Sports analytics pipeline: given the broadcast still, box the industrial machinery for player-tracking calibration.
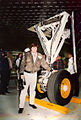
[28,11,79,106]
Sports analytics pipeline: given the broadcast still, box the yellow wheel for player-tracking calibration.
[47,70,73,106]
[60,78,71,99]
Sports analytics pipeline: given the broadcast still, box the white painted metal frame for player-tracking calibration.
[71,11,77,73]
[35,11,70,64]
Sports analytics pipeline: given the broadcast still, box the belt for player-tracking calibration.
[24,70,37,73]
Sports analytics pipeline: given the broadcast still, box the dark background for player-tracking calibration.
[0,0,80,51]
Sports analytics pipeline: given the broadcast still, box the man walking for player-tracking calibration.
[18,43,51,113]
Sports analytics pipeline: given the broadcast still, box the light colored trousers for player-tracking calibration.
[17,70,20,79]
[19,71,37,108]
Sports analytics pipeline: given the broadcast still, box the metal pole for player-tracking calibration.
[71,11,77,73]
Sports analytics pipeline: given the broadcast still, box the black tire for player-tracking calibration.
[47,70,73,106]
[35,83,47,99]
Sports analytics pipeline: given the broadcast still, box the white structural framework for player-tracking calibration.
[34,11,70,64]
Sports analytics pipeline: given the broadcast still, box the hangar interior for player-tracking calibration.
[0,0,81,120]
[0,0,80,50]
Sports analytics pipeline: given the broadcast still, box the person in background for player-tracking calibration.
[6,51,12,93]
[52,55,64,70]
[67,53,79,96]
[0,51,9,94]
[67,53,75,74]
[0,51,6,95]
[15,53,23,90]
[18,43,51,114]
[16,53,23,79]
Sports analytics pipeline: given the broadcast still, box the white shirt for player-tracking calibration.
[16,58,21,67]
[67,57,75,74]
[32,53,37,64]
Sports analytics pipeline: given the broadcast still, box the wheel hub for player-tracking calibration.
[63,85,68,92]
[60,78,71,99]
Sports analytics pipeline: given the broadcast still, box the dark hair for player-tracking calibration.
[31,43,38,48]
[16,53,22,60]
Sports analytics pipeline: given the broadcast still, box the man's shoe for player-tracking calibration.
[18,108,24,114]
[29,104,37,109]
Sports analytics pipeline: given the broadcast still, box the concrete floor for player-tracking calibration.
[0,79,81,120]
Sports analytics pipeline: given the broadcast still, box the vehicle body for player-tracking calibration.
[28,11,79,106]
